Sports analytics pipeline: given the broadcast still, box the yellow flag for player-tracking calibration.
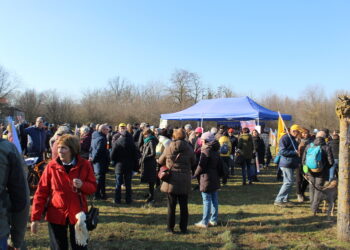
[276,114,284,154]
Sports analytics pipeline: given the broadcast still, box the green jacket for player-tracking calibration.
[0,139,29,248]
[237,133,254,160]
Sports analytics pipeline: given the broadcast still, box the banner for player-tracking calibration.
[6,116,22,154]
[240,120,256,132]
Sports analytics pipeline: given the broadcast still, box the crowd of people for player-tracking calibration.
[0,117,340,249]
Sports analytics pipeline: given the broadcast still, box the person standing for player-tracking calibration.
[274,125,301,206]
[194,132,222,228]
[31,135,96,249]
[140,128,158,203]
[218,131,232,185]
[0,138,30,250]
[110,123,139,204]
[251,129,265,182]
[25,117,47,162]
[159,128,195,233]
[237,128,254,185]
[90,124,110,200]
[328,132,339,181]
[302,131,334,214]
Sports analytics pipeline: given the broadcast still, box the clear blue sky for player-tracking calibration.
[0,0,349,99]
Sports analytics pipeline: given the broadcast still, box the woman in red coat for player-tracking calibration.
[31,134,97,250]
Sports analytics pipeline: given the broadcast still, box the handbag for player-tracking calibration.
[157,153,180,182]
[158,166,171,181]
[77,165,99,231]
[85,205,99,231]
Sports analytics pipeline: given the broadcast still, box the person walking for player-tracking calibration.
[158,128,195,234]
[274,125,301,206]
[31,135,96,250]
[194,132,222,228]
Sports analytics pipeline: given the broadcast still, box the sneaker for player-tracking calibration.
[208,221,217,227]
[274,201,286,207]
[195,222,208,228]
[297,194,304,203]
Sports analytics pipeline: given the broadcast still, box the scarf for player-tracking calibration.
[144,135,156,144]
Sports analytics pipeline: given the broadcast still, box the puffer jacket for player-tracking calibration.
[302,137,334,177]
[31,156,97,225]
[237,133,253,160]
[159,139,195,195]
[219,135,232,157]
[194,140,222,193]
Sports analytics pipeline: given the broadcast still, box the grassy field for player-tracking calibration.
[25,165,350,250]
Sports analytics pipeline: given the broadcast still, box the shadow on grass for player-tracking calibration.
[89,237,222,250]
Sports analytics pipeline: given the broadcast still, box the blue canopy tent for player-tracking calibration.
[161,96,292,122]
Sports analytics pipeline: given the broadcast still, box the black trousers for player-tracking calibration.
[295,166,308,195]
[167,193,188,232]
[48,222,87,250]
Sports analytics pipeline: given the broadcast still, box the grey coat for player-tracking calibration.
[159,140,195,195]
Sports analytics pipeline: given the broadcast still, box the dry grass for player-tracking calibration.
[25,165,350,249]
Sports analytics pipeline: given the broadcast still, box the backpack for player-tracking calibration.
[220,142,229,154]
[305,143,323,173]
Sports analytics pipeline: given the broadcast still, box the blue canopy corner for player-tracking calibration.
[160,96,292,121]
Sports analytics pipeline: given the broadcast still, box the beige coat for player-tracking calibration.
[159,139,195,195]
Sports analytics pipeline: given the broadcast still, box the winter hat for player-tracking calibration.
[228,128,234,133]
[201,132,215,142]
[119,123,126,127]
[195,127,203,133]
[290,124,302,132]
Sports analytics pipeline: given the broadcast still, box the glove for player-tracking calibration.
[75,212,89,246]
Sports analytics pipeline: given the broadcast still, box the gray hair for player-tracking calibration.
[210,127,218,134]
[80,125,90,135]
[98,123,109,132]
[316,131,326,138]
[184,124,192,130]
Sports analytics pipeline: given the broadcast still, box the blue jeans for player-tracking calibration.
[200,191,218,225]
[93,163,106,197]
[115,172,132,203]
[241,159,252,183]
[275,167,294,203]
[0,235,7,250]
[329,159,338,181]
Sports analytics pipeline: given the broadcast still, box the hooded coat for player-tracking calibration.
[159,139,195,195]
[194,140,222,193]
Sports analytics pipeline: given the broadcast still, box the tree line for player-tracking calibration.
[1,65,348,130]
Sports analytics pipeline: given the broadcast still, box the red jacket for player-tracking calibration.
[31,156,97,225]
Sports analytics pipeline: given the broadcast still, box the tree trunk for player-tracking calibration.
[336,96,350,241]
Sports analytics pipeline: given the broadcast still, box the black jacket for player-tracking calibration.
[110,131,139,174]
[252,136,265,165]
[329,138,339,160]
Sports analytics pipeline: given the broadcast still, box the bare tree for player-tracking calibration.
[14,89,44,122]
[0,65,18,98]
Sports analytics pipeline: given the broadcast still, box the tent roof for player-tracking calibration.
[161,96,292,121]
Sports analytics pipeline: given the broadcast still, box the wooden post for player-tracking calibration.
[336,95,350,241]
